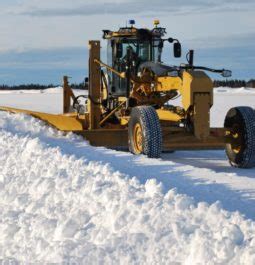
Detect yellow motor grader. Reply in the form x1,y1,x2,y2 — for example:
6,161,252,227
1,20,255,168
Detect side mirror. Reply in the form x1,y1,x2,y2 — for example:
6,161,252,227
114,42,123,59
173,42,182,58
222,70,232,78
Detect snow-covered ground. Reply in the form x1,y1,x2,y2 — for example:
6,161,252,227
0,87,255,264
0,87,84,114
0,86,255,127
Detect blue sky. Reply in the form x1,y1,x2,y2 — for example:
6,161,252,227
0,0,255,85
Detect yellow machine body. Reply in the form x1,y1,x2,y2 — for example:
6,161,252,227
0,106,85,131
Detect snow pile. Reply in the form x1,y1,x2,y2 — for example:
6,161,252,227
214,86,255,94
1,86,254,96
0,87,63,95
1,112,255,264
0,87,87,95
0,88,87,115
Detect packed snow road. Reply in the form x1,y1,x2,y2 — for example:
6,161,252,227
0,88,255,264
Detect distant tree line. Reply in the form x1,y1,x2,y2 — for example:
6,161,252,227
0,83,86,90
70,83,87,90
213,79,255,88
0,79,254,90
0,84,56,90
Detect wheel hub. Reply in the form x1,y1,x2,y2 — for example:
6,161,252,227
133,123,143,153
230,124,243,154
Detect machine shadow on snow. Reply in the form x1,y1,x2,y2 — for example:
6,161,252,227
162,150,255,177
61,140,255,221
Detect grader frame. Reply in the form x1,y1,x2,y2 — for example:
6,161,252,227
75,40,227,151
0,40,227,150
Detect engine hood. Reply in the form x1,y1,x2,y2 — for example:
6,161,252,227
138,62,176,76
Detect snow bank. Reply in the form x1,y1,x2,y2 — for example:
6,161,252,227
0,87,62,95
1,86,254,96
0,88,87,115
214,86,255,94
0,87,87,95
1,112,255,264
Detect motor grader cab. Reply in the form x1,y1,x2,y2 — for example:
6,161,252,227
1,20,255,168
103,20,179,97
102,20,182,99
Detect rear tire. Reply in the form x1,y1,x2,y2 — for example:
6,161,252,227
224,106,255,168
128,106,162,158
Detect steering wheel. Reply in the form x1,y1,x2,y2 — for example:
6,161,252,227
72,95,87,110
119,49,140,73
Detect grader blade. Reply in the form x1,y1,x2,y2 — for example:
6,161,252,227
0,106,85,131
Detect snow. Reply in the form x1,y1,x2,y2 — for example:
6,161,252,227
214,86,255,94
0,86,254,127
0,87,63,95
0,87,255,264
0,88,86,113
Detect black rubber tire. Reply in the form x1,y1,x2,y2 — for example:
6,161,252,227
224,106,255,168
128,106,162,158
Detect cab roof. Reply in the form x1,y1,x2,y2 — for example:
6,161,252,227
102,26,166,40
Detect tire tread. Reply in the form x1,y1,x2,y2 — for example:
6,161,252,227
128,106,162,158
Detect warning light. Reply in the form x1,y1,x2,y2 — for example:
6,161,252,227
129,20,135,26
154,19,160,27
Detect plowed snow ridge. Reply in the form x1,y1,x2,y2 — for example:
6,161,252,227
1,112,255,264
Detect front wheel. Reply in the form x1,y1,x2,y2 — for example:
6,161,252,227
128,106,162,158
224,106,255,168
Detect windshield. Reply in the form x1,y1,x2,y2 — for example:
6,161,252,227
120,39,162,63
108,38,163,96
